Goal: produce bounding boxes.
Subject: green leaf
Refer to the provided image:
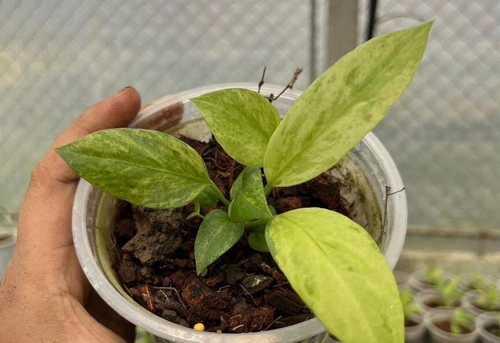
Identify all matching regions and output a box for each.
[248,229,269,252]
[266,208,403,343]
[192,88,281,167]
[57,128,212,209]
[195,210,244,274]
[228,167,272,223]
[264,22,433,187]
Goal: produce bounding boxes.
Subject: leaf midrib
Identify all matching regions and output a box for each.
[68,151,208,185]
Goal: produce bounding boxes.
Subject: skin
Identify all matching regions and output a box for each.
[0,87,141,343]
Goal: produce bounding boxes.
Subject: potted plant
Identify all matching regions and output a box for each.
[426,308,478,343]
[464,282,500,316]
[408,266,448,292]
[478,315,500,343]
[400,288,426,343]
[62,22,432,343]
[418,277,465,313]
[463,273,491,292]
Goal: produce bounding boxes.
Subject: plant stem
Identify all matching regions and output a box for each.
[245,217,271,229]
[216,190,229,206]
[220,196,229,206]
[215,186,230,206]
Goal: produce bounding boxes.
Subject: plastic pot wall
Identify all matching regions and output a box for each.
[478,314,500,343]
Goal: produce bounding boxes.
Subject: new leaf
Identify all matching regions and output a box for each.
[194,210,244,274]
[58,128,215,208]
[266,208,403,343]
[248,230,269,252]
[192,88,281,167]
[228,167,272,223]
[264,22,432,187]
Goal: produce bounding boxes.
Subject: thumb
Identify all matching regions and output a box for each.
[16,87,141,268]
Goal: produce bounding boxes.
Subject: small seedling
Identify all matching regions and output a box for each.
[400,289,422,322]
[436,277,465,307]
[58,22,432,343]
[475,284,500,311]
[424,266,445,286]
[450,309,475,335]
[467,273,489,291]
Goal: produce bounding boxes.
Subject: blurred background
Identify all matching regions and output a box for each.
[0,0,498,292]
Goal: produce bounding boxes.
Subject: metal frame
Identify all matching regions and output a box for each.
[325,0,359,66]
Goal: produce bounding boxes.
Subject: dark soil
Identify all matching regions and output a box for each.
[111,138,356,333]
[426,298,459,309]
[405,318,420,327]
[435,320,473,335]
[426,300,444,308]
[486,324,500,337]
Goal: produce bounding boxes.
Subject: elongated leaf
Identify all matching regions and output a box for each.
[228,167,272,223]
[264,22,432,187]
[266,208,403,343]
[58,128,212,208]
[195,210,244,274]
[192,89,280,167]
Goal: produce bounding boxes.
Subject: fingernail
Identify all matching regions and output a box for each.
[117,86,133,95]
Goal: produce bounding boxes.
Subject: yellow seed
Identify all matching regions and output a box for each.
[193,323,205,332]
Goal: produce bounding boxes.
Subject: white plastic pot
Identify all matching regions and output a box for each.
[478,314,500,343]
[425,311,478,343]
[463,291,500,317]
[72,83,408,343]
[405,316,426,343]
[417,290,461,315]
[408,270,450,293]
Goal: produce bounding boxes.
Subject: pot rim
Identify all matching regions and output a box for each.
[72,83,408,342]
[464,290,500,313]
[425,311,478,339]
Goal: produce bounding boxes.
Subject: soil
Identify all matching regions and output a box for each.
[111,137,359,333]
[486,324,500,337]
[426,300,445,308]
[426,298,459,309]
[435,320,473,335]
[405,318,420,327]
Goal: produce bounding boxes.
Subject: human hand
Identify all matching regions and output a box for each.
[0,88,141,343]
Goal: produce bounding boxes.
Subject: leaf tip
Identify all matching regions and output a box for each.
[420,20,434,35]
[55,143,72,161]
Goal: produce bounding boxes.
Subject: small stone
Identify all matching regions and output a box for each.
[122,231,182,265]
[241,275,273,294]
